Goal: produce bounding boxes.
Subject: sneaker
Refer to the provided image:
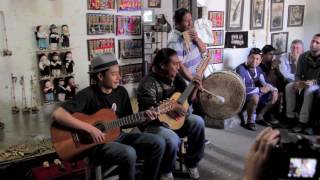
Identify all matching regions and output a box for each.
[291,123,307,133]
[204,139,211,145]
[160,172,174,180]
[246,123,257,131]
[188,167,200,179]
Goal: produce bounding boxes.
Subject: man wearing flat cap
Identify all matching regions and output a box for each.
[52,53,165,180]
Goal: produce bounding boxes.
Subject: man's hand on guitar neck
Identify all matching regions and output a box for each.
[86,124,105,143]
[192,74,203,90]
[145,107,159,121]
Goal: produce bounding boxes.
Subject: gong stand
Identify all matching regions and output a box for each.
[20,75,30,113]
[30,75,39,112]
[11,73,19,113]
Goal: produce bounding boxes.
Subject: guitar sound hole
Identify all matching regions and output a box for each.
[94,123,106,132]
[76,130,93,144]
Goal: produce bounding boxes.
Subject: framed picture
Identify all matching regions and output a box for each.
[250,0,265,30]
[270,0,284,32]
[288,5,304,27]
[208,11,224,28]
[226,0,244,31]
[211,30,224,46]
[117,0,142,11]
[87,13,114,35]
[120,63,143,84]
[87,0,115,10]
[116,15,141,35]
[271,32,288,54]
[208,48,223,64]
[177,0,192,11]
[118,39,143,59]
[87,38,115,61]
[148,0,161,8]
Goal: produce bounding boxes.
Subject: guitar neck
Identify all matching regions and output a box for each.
[101,111,146,130]
[177,82,195,104]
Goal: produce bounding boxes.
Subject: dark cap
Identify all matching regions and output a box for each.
[262,45,276,54]
[88,53,118,74]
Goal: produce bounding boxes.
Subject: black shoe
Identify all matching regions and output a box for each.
[285,117,299,128]
[0,122,4,129]
[256,119,271,127]
[303,127,314,135]
[291,123,307,133]
[246,123,257,131]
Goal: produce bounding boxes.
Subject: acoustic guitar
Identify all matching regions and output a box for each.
[158,52,211,130]
[51,100,175,161]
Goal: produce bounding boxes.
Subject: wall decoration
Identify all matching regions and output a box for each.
[270,0,284,32]
[88,0,115,10]
[177,0,191,11]
[87,13,114,35]
[287,5,304,27]
[226,0,244,31]
[148,0,161,8]
[87,38,115,61]
[118,39,143,59]
[250,0,265,30]
[116,15,141,35]
[271,32,288,54]
[225,31,248,48]
[208,48,223,64]
[208,11,224,28]
[117,0,142,11]
[211,30,224,46]
[120,63,143,84]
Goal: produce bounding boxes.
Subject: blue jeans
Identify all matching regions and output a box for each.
[88,132,165,180]
[144,114,205,174]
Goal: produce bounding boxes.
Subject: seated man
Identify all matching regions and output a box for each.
[236,48,278,131]
[137,48,205,180]
[279,40,304,83]
[286,33,320,133]
[52,53,165,180]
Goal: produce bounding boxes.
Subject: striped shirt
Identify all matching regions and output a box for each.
[167,29,202,75]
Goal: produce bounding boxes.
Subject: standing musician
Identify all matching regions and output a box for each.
[52,53,165,180]
[137,48,205,180]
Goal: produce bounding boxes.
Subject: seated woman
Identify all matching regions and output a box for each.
[236,48,278,131]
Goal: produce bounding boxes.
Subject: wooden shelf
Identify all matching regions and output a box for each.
[36,48,72,54]
[39,73,75,81]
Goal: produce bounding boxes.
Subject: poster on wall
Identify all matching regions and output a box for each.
[87,38,115,61]
[225,31,248,48]
[208,11,224,28]
[270,0,284,31]
[87,13,114,35]
[226,0,244,31]
[208,48,223,64]
[117,0,142,11]
[118,39,143,59]
[120,63,143,84]
[211,30,224,46]
[271,32,288,54]
[177,0,192,11]
[88,0,115,10]
[250,0,265,30]
[287,5,304,27]
[116,15,141,35]
[148,0,161,8]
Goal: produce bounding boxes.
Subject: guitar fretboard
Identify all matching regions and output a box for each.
[101,111,146,130]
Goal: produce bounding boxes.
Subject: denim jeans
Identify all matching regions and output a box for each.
[88,132,165,180]
[144,114,205,174]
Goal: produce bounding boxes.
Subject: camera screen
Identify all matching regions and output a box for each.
[288,158,317,178]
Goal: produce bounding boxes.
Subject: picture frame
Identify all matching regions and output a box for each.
[287,5,304,27]
[177,0,192,11]
[250,0,265,30]
[270,0,284,32]
[271,32,288,54]
[226,0,244,31]
[148,0,161,8]
[87,13,114,35]
[211,30,224,46]
[118,39,143,59]
[116,15,141,35]
[87,38,115,61]
[117,0,142,11]
[208,48,224,64]
[120,63,143,84]
[208,11,224,28]
[87,0,115,10]
[225,31,248,48]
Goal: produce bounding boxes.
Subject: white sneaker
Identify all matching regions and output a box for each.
[160,172,174,180]
[188,167,200,179]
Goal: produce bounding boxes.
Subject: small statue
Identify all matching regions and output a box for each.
[55,78,66,102]
[38,54,50,77]
[64,51,74,74]
[49,24,59,50]
[50,52,62,77]
[43,80,54,103]
[65,76,78,100]
[61,25,70,48]
[36,25,48,50]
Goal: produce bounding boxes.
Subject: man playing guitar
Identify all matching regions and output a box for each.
[52,53,165,180]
